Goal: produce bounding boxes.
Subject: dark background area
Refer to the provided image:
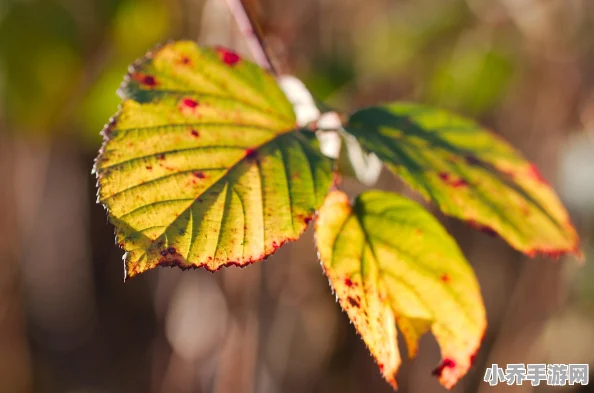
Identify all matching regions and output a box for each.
[1,0,594,392]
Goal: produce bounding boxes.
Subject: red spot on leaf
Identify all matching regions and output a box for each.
[191,129,199,137]
[245,149,258,160]
[347,297,360,308]
[180,56,192,65]
[142,75,157,87]
[379,363,384,372]
[216,47,241,66]
[439,172,468,188]
[182,98,199,109]
[470,353,477,366]
[440,274,450,283]
[345,278,353,287]
[432,358,457,377]
[193,171,206,179]
[157,154,165,160]
[132,73,158,87]
[467,220,498,237]
[146,166,152,170]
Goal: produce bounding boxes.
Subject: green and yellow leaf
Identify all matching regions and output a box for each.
[94,41,333,278]
[315,190,486,389]
[346,103,581,258]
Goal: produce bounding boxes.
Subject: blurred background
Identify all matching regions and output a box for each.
[1,0,594,392]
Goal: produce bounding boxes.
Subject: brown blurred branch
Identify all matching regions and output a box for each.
[0,134,33,393]
[222,0,280,73]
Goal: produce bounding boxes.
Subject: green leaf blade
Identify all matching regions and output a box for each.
[315,190,486,389]
[95,41,333,278]
[346,103,581,258]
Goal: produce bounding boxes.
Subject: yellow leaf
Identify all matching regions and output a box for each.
[315,190,486,389]
[94,41,333,278]
[346,104,581,259]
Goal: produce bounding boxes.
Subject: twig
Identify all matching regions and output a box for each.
[222,0,278,74]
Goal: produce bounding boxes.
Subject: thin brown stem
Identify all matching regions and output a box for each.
[222,0,278,74]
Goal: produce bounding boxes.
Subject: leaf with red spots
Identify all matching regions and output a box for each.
[94,41,333,278]
[315,190,486,389]
[346,104,581,258]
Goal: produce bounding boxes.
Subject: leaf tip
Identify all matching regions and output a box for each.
[375,358,398,390]
[384,373,398,390]
[432,358,460,390]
